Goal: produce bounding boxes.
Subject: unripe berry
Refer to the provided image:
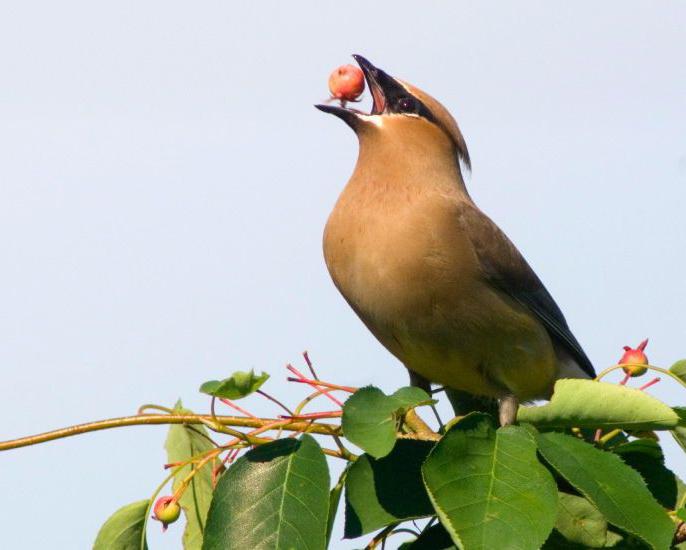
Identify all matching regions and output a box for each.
[328,64,365,102]
[619,338,649,377]
[153,496,181,531]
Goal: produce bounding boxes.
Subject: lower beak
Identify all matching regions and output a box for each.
[314,103,361,129]
[315,55,395,128]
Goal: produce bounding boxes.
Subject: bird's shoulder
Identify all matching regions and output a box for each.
[454,200,541,292]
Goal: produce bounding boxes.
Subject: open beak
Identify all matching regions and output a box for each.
[351,54,389,115]
[315,55,403,128]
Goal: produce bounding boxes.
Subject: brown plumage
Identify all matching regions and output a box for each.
[317,55,594,425]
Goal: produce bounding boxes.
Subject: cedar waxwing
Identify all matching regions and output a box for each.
[316,55,594,425]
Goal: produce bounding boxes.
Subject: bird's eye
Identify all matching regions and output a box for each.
[395,96,418,113]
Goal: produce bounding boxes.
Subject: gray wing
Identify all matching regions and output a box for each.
[456,202,595,378]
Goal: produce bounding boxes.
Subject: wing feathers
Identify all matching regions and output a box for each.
[456,202,595,378]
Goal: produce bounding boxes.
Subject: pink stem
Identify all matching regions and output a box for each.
[619,372,631,386]
[638,377,660,391]
[219,398,258,419]
[286,365,348,406]
[286,374,357,393]
[303,351,320,380]
[279,411,342,421]
[256,389,294,416]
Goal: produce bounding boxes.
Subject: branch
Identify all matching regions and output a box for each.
[0,414,341,452]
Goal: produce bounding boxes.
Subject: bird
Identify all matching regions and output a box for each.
[316,55,594,426]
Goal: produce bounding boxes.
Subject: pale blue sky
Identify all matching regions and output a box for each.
[1,2,685,548]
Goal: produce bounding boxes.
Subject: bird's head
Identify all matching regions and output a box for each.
[316,55,470,172]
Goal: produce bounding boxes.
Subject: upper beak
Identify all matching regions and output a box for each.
[351,54,390,115]
[315,54,400,128]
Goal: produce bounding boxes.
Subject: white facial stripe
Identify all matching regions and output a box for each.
[359,113,420,127]
[358,114,385,128]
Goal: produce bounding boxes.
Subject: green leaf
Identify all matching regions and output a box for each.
[534,430,675,550]
[555,493,608,548]
[199,369,270,399]
[671,425,686,455]
[517,379,678,430]
[202,435,330,550]
[342,386,433,459]
[422,413,558,550]
[542,529,598,549]
[675,407,686,425]
[342,386,397,458]
[669,360,686,383]
[402,523,457,549]
[165,401,215,550]
[344,439,435,537]
[390,386,436,412]
[93,500,149,550]
[327,464,350,547]
[613,439,677,509]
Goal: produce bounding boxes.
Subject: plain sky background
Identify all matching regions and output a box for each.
[1,2,685,548]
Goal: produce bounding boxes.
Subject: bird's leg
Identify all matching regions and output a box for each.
[498,395,519,426]
[445,388,499,418]
[407,369,432,393]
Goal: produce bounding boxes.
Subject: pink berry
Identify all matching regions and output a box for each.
[152,496,181,531]
[619,339,649,377]
[328,64,365,101]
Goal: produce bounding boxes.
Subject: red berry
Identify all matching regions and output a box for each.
[619,338,649,377]
[328,64,365,101]
[152,496,181,531]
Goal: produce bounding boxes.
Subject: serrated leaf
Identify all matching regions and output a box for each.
[165,401,215,550]
[534,430,675,550]
[327,463,350,547]
[670,360,686,383]
[202,435,330,550]
[93,500,149,550]
[675,407,686,425]
[673,427,686,452]
[555,493,608,548]
[517,380,678,430]
[199,369,269,399]
[613,439,677,509]
[422,413,558,550]
[342,386,433,458]
[344,439,435,537]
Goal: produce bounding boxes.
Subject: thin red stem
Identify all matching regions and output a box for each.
[256,390,294,416]
[303,351,319,380]
[220,398,258,419]
[279,411,342,421]
[638,377,660,391]
[286,375,357,393]
[305,384,344,407]
[286,365,347,406]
